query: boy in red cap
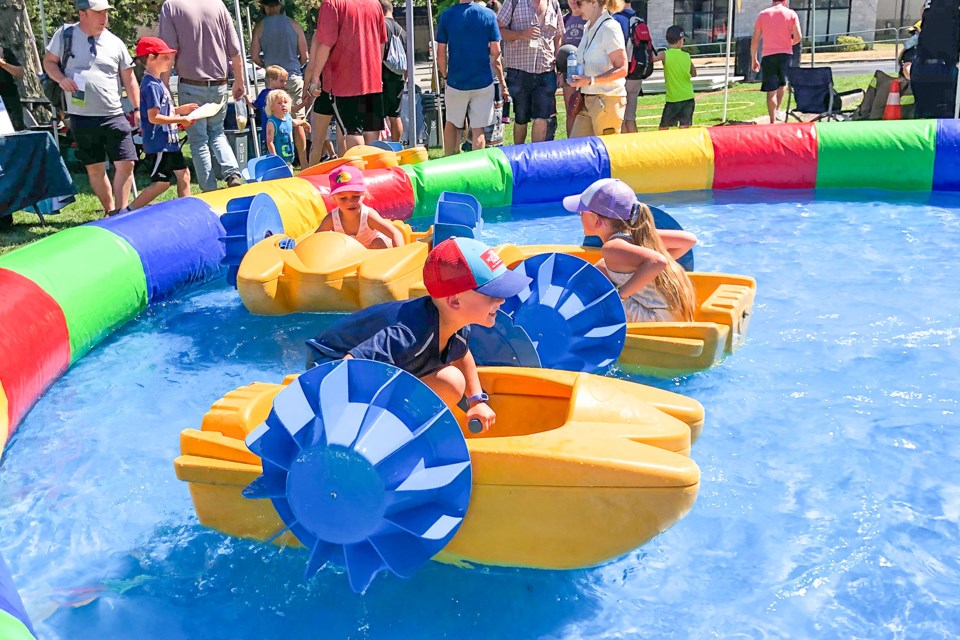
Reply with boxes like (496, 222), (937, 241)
(306, 237), (532, 432)
(315, 165), (404, 249)
(121, 36), (198, 213)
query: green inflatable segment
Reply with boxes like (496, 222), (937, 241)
(0, 225), (147, 363)
(816, 120), (936, 190)
(406, 148), (513, 218)
(0, 611), (35, 640)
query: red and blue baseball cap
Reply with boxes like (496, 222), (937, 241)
(423, 238), (532, 299)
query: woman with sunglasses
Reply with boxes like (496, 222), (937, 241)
(566, 0), (628, 137)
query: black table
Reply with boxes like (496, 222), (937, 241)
(0, 130), (75, 223)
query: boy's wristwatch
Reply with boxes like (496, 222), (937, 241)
(467, 392), (489, 407)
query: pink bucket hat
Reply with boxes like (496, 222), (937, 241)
(328, 165), (367, 196)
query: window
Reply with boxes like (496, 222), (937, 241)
(673, 0), (732, 44)
(792, 0), (852, 44)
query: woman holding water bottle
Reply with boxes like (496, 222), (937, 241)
(567, 0), (628, 137)
(560, 0), (587, 136)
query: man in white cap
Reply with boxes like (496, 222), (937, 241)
(43, 0), (140, 216)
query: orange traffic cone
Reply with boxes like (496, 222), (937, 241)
(883, 81), (902, 120)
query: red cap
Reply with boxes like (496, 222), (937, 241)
(135, 36), (176, 57)
(422, 237), (531, 299)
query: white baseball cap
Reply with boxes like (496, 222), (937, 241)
(77, 0), (114, 11)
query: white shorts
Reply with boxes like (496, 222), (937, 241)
(445, 83), (496, 129)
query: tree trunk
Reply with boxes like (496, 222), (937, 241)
(0, 0), (48, 118)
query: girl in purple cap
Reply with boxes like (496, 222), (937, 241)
(564, 178), (697, 323)
(316, 165), (405, 249)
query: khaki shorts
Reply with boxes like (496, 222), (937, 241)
(286, 75), (305, 117)
(445, 83), (496, 129)
(623, 78), (643, 122)
(570, 93), (626, 137)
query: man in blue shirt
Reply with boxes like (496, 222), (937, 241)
(436, 0), (509, 156)
(306, 237), (532, 433)
(123, 36), (198, 212)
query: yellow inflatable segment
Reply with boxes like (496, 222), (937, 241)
(602, 127), (715, 194)
(0, 380), (8, 451)
(174, 367), (703, 570)
(194, 177), (327, 238)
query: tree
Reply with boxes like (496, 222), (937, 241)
(0, 0), (47, 105)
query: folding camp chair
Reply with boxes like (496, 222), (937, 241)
(785, 66), (863, 122)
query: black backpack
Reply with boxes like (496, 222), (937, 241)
(626, 15), (656, 80)
(39, 25), (74, 110)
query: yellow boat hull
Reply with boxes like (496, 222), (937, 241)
(175, 367), (703, 570)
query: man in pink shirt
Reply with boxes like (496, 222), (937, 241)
(304, 0), (387, 149)
(751, 0), (802, 123)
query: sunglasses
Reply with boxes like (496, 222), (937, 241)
(88, 35), (97, 58)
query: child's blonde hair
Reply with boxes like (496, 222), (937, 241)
(265, 65), (288, 85)
(266, 89), (292, 115)
(608, 203), (697, 321)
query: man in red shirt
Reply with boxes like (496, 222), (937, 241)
(305, 0), (387, 149)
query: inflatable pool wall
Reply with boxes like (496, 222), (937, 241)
(3, 120), (960, 452)
(0, 552), (36, 640)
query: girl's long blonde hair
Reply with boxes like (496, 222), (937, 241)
(609, 203), (697, 321)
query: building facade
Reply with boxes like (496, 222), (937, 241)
(639, 0), (916, 49)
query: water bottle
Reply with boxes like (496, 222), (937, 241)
(567, 52), (582, 85)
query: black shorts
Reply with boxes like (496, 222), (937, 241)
(332, 92), (384, 135)
(312, 89), (334, 117)
(71, 114), (137, 166)
(382, 73), (405, 118)
(760, 53), (791, 92)
(660, 99), (695, 128)
(505, 68), (557, 124)
(144, 149), (188, 183)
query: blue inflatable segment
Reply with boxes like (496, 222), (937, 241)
(501, 137), (611, 206)
(220, 193), (285, 287)
(434, 191), (482, 245)
(243, 360), (472, 593)
(91, 197), (225, 303)
(934, 119), (960, 191)
(581, 206), (695, 271)
(242, 154), (294, 183)
(0, 552), (36, 639)
(502, 253), (626, 372)
(372, 140), (404, 152)
(470, 310), (541, 368)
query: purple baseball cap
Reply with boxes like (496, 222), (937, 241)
(562, 179), (639, 221)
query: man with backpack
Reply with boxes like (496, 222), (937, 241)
(437, 0), (506, 156)
(380, 0), (407, 143)
(43, 0), (140, 216)
(617, 2), (655, 132)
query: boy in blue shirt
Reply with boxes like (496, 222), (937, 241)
(306, 237), (532, 433)
(123, 37), (198, 213)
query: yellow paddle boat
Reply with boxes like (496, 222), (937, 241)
(175, 366), (703, 571)
(236, 232), (756, 376)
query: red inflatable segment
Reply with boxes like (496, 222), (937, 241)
(299, 166), (416, 221)
(0, 268), (71, 444)
(710, 123), (818, 190)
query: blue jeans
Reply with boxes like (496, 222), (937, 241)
(178, 83), (240, 191)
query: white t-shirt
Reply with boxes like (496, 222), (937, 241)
(46, 24), (133, 117)
(577, 11), (626, 96)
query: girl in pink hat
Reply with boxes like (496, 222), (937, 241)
(316, 165), (405, 249)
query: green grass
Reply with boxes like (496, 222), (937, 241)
(3, 74), (875, 253)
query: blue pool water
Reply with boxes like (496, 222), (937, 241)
(2, 190), (959, 639)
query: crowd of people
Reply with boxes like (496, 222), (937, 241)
(20, 0), (958, 218)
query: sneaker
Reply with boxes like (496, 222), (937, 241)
(226, 173), (244, 188)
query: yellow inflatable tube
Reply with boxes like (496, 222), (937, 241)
(174, 367), (703, 570)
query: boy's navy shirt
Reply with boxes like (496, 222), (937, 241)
(306, 297), (472, 378)
(140, 73), (179, 153)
